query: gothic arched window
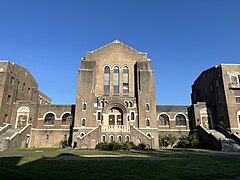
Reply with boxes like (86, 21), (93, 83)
(104, 66), (110, 95)
(123, 66), (129, 94)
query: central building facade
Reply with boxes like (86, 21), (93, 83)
(73, 40), (159, 149)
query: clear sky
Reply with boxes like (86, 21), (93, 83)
(0, 0), (240, 105)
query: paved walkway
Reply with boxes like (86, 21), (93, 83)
(0, 149), (239, 158)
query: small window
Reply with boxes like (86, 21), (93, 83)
(102, 135), (106, 142)
(129, 101), (133, 107)
(82, 103), (87, 111)
(125, 101), (128, 107)
(3, 114), (8, 123)
(80, 133), (85, 137)
(7, 95), (11, 104)
(22, 83), (25, 91)
(110, 135), (114, 142)
(131, 112), (134, 120)
(147, 133), (151, 138)
(125, 135), (130, 142)
(82, 118), (86, 126)
(97, 112), (101, 120)
(145, 103), (150, 111)
(146, 119), (150, 127)
(10, 76), (14, 85)
(231, 76), (238, 85)
(46, 134), (49, 140)
(28, 88), (31, 94)
(118, 135), (122, 142)
(236, 97), (240, 104)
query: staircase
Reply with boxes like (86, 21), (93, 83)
(0, 128), (20, 151)
(198, 125), (240, 152)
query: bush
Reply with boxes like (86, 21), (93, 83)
(95, 141), (136, 151)
(159, 134), (177, 148)
(177, 134), (199, 148)
(138, 143), (146, 150)
(60, 140), (68, 148)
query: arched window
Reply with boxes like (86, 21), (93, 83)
(104, 66), (110, 95)
(129, 101), (133, 107)
(82, 118), (86, 126)
(145, 103), (150, 111)
(102, 135), (106, 142)
(82, 103), (87, 111)
(109, 135), (114, 142)
(147, 133), (151, 138)
(62, 113), (73, 125)
(176, 114), (186, 126)
(159, 114), (169, 126)
(97, 112), (101, 120)
(131, 112), (134, 120)
(80, 133), (85, 137)
(125, 135), (130, 142)
(146, 119), (150, 127)
(113, 66), (119, 94)
(118, 135), (122, 142)
(44, 113), (55, 125)
(123, 66), (129, 94)
(125, 101), (128, 107)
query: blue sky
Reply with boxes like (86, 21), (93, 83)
(0, 0), (240, 105)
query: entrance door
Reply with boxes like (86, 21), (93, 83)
(109, 115), (115, 125)
(117, 115), (123, 125)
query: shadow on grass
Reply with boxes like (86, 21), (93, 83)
(0, 151), (240, 179)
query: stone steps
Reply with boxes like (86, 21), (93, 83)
(0, 128), (20, 150)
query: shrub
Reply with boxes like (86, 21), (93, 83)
(177, 134), (199, 148)
(60, 140), (68, 148)
(95, 141), (136, 151)
(159, 134), (177, 148)
(138, 143), (146, 150)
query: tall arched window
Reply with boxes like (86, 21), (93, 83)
(125, 135), (130, 142)
(176, 114), (186, 126)
(104, 66), (110, 95)
(44, 113), (55, 125)
(113, 66), (119, 94)
(159, 114), (169, 126)
(123, 66), (129, 94)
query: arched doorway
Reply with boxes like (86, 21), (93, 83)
(200, 108), (213, 129)
(15, 107), (29, 129)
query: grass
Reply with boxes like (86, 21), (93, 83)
(10, 147), (63, 152)
(0, 149), (240, 179)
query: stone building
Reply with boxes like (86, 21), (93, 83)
(189, 64), (240, 150)
(0, 40), (239, 151)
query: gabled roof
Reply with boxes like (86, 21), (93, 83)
(90, 40), (146, 55)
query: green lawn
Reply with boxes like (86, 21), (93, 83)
(0, 150), (239, 179)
